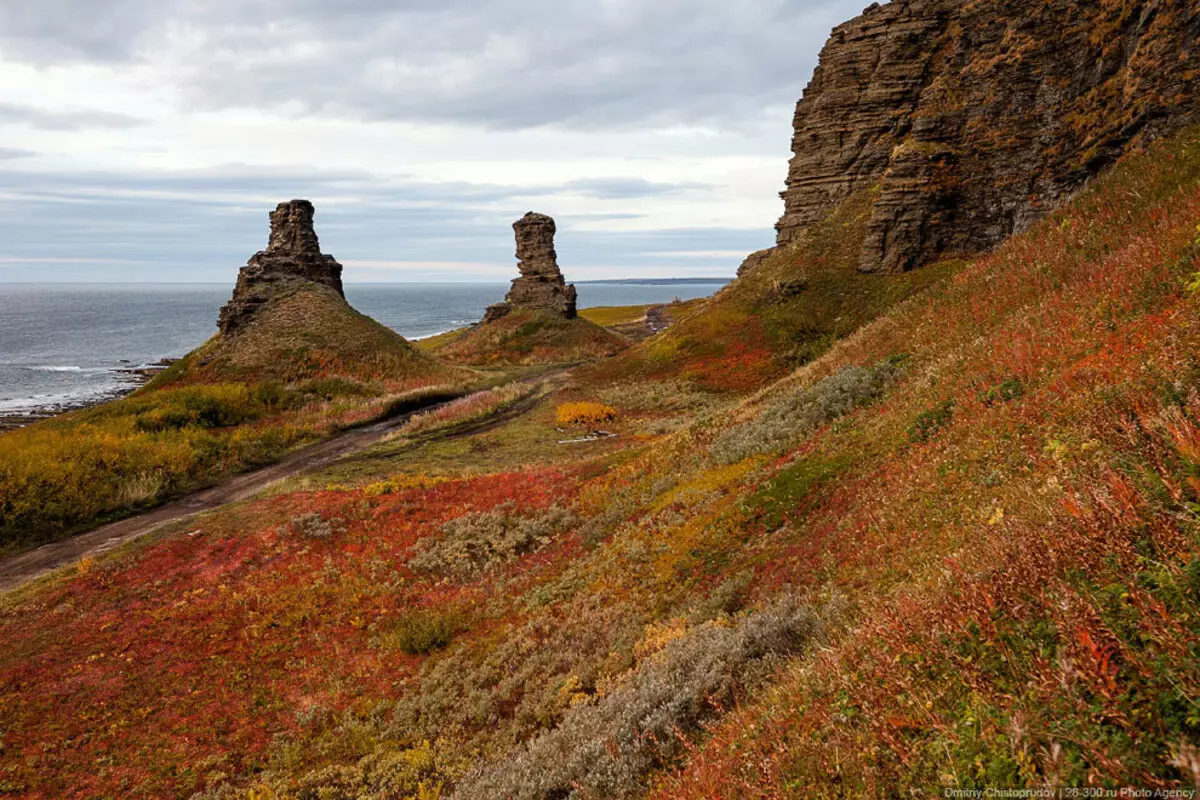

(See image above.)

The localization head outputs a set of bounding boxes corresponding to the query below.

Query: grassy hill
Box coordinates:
[3,131,1200,796]
[419,308,628,366]
[157,281,464,387]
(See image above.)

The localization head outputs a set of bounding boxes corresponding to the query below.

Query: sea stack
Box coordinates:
[218,200,345,335]
[483,212,577,323]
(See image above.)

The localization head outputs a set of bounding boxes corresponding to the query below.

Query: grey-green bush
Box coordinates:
[450,595,820,800]
[711,361,900,464]
[283,512,346,540]
[408,502,576,580]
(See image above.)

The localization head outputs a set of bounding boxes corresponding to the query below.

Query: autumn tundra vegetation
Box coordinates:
[3,1,1200,795]
[2,125,1198,797]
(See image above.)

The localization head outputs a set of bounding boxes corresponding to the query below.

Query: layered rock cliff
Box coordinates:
[483,212,578,323]
[776,0,1199,273]
[218,200,345,335]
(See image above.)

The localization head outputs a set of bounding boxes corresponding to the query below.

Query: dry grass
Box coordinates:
[427,310,628,366]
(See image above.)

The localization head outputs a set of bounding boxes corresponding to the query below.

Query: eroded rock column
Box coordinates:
[484,212,577,322]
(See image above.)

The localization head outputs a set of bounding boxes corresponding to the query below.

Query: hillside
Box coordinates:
[588,194,962,392]
[0,203,472,551]
[2,124,1199,798]
[2,2,1199,797]
[421,308,628,366]
[158,280,461,387]
[594,0,1199,394]
[421,212,629,366]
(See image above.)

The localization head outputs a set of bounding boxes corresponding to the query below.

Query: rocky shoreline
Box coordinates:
[0,359,176,432]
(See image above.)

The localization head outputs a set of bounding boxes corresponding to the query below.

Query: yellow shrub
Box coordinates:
[555,402,617,429]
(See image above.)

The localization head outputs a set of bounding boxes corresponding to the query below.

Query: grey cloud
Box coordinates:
[0,0,864,131]
[0,102,141,130]
[561,178,708,199]
[0,147,37,159]
[0,0,171,61]
[0,164,768,281]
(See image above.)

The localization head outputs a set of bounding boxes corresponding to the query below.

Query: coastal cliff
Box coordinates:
[775,0,1199,273]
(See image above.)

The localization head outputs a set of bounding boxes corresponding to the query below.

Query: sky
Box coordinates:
[0,0,867,283]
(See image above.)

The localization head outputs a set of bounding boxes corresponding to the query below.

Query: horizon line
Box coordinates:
[0,277,734,286]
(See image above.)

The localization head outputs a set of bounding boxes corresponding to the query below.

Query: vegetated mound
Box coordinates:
[423,211,626,366]
[420,308,628,366]
[157,198,468,391]
[155,280,464,388]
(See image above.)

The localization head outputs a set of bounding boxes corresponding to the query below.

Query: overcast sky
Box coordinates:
[0,0,866,283]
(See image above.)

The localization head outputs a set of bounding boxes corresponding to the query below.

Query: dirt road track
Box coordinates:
[0,404,447,594]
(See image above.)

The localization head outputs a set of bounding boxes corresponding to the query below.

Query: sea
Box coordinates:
[0,281,727,415]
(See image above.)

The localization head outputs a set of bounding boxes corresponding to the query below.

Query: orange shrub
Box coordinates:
[555,402,617,429]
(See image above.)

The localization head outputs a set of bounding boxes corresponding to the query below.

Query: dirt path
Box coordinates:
[0,400,456,594]
[645,305,670,334]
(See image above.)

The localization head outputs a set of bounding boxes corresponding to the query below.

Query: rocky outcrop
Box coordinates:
[776,0,1199,273]
[483,212,578,323]
[218,200,345,335]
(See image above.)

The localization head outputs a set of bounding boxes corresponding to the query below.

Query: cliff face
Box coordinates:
[776,0,1199,273]
[483,212,578,323]
[218,200,345,335]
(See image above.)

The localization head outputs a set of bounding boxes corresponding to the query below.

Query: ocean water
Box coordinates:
[0,281,726,414]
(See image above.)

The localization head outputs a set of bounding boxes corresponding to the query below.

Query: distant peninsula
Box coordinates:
[573,277,732,285]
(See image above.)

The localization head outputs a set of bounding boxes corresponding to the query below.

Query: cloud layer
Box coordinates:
[0,0,866,282]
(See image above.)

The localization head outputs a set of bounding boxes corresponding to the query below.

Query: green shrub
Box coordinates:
[385,609,464,655]
[516,319,548,337]
[294,376,374,402]
[132,384,263,432]
[749,454,855,530]
[980,377,1025,406]
[908,400,956,443]
[253,380,291,409]
[1184,557,1200,601]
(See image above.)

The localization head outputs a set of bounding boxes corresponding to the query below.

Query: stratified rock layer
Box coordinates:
[218,200,345,335]
[484,212,577,323]
[775,0,1199,273]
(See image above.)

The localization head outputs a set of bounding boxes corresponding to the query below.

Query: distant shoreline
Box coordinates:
[0,360,174,432]
[0,278,733,287]
[573,278,732,285]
